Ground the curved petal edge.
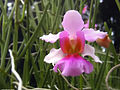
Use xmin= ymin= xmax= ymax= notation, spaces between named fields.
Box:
xmin=39 ymin=32 xmax=61 ymax=43
xmin=82 ymin=29 xmax=107 ymax=42
xmin=44 ymin=48 xmax=65 ymax=65
xmin=53 ymin=54 xmax=93 ymax=76
xmin=82 ymin=44 xmax=102 ymax=63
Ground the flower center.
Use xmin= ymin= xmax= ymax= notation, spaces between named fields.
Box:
xmin=60 ymin=36 xmax=83 ymax=54
xmin=59 ymin=31 xmax=85 ymax=54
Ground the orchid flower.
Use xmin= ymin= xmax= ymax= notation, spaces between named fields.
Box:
xmin=84 ymin=20 xmax=111 ymax=48
xmin=40 ymin=10 xmax=108 ymax=76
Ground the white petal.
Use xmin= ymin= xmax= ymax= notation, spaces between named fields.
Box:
xmin=82 ymin=44 xmax=102 ymax=63
xmin=82 ymin=28 xmax=107 ymax=42
xmin=39 ymin=32 xmax=61 ymax=43
xmin=44 ymin=48 xmax=65 ymax=65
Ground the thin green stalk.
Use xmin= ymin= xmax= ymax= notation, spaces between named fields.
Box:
xmin=17 ymin=2 xmax=50 ymax=60
xmin=19 ymin=0 xmax=27 ymax=23
xmin=41 ymin=64 xmax=51 ymax=87
xmin=4 ymin=0 xmax=8 ymax=10
xmin=69 ymin=0 xmax=74 ymax=9
xmin=52 ymin=0 xmax=63 ymax=33
xmin=104 ymin=22 xmax=110 ymax=33
xmin=58 ymin=69 xmax=79 ymax=90
xmin=38 ymin=41 xmax=44 ymax=70
xmin=0 ymin=0 xmax=7 ymax=19
xmin=23 ymin=0 xmax=30 ymax=86
xmin=0 ymin=0 xmax=8 ymax=69
xmin=1 ymin=22 xmax=12 ymax=69
xmin=95 ymin=48 xmax=110 ymax=90
xmin=30 ymin=54 xmax=41 ymax=87
xmin=17 ymin=39 xmax=25 ymax=55
xmin=65 ymin=0 xmax=70 ymax=11
xmin=37 ymin=41 xmax=45 ymax=87
xmin=89 ymin=0 xmax=94 ymax=28
xmin=50 ymin=73 xmax=56 ymax=89
xmin=0 ymin=14 xmax=2 ymax=27
xmin=17 ymin=10 xmax=35 ymax=56
xmin=13 ymin=0 xmax=19 ymax=53
xmin=115 ymin=0 xmax=120 ymax=11
xmin=71 ymin=77 xmax=75 ymax=89
xmin=1 ymin=16 xmax=6 ymax=56
xmin=8 ymin=3 xmax=15 ymax=20
xmin=110 ymin=43 xmax=118 ymax=65
xmin=34 ymin=2 xmax=41 ymax=21
xmin=92 ymin=0 xmax=97 ymax=28
xmin=80 ymin=75 xmax=83 ymax=90
xmin=80 ymin=0 xmax=83 ymax=14
xmin=0 ymin=34 xmax=4 ymax=45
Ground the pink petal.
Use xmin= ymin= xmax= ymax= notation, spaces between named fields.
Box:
xmin=82 ymin=5 xmax=88 ymax=14
xmin=62 ymin=10 xmax=84 ymax=36
xmin=44 ymin=48 xmax=65 ymax=65
xmin=84 ymin=22 xmax=89 ymax=28
xmin=76 ymin=30 xmax=85 ymax=53
xmin=59 ymin=31 xmax=85 ymax=54
xmin=82 ymin=29 xmax=107 ymax=42
xmin=82 ymin=44 xmax=102 ymax=63
xmin=59 ymin=31 xmax=71 ymax=54
xmin=39 ymin=32 xmax=61 ymax=43
xmin=53 ymin=54 xmax=93 ymax=76
xmin=95 ymin=24 xmax=97 ymax=28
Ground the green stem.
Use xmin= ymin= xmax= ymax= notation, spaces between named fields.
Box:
xmin=19 ymin=0 xmax=27 ymax=23
xmin=52 ymin=0 xmax=63 ymax=33
xmin=0 ymin=0 xmax=7 ymax=18
xmin=1 ymin=22 xmax=12 ymax=69
xmin=50 ymin=73 xmax=56 ymax=89
xmin=0 ymin=0 xmax=8 ymax=69
xmin=80 ymin=0 xmax=83 ymax=14
xmin=41 ymin=65 xmax=51 ymax=87
xmin=115 ymin=0 xmax=120 ymax=11
xmin=13 ymin=0 xmax=19 ymax=53
xmin=89 ymin=0 xmax=94 ymax=28
xmin=80 ymin=75 xmax=83 ymax=90
xmin=0 ymin=37 xmax=4 ymax=45
xmin=23 ymin=0 xmax=30 ymax=86
xmin=17 ymin=2 xmax=50 ymax=60
xmin=1 ymin=17 xmax=5 ymax=57
xmin=95 ymin=48 xmax=109 ymax=90
xmin=92 ymin=0 xmax=97 ymax=28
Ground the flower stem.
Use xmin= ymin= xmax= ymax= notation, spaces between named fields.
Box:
xmin=89 ymin=0 xmax=94 ymax=28
xmin=13 ymin=0 xmax=19 ymax=53
xmin=80 ymin=0 xmax=83 ymax=14
xmin=19 ymin=0 xmax=27 ymax=23
xmin=80 ymin=75 xmax=83 ymax=90
xmin=105 ymin=64 xmax=120 ymax=90
xmin=58 ymin=69 xmax=79 ymax=90
xmin=22 ymin=0 xmax=30 ymax=86
xmin=92 ymin=0 xmax=98 ymax=28
xmin=1 ymin=22 xmax=12 ymax=69
xmin=0 ymin=0 xmax=9 ymax=69
xmin=115 ymin=0 xmax=120 ymax=11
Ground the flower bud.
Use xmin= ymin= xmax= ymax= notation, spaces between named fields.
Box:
xmin=96 ymin=35 xmax=111 ymax=48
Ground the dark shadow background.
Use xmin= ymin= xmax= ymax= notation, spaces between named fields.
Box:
xmin=99 ymin=0 xmax=120 ymax=53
